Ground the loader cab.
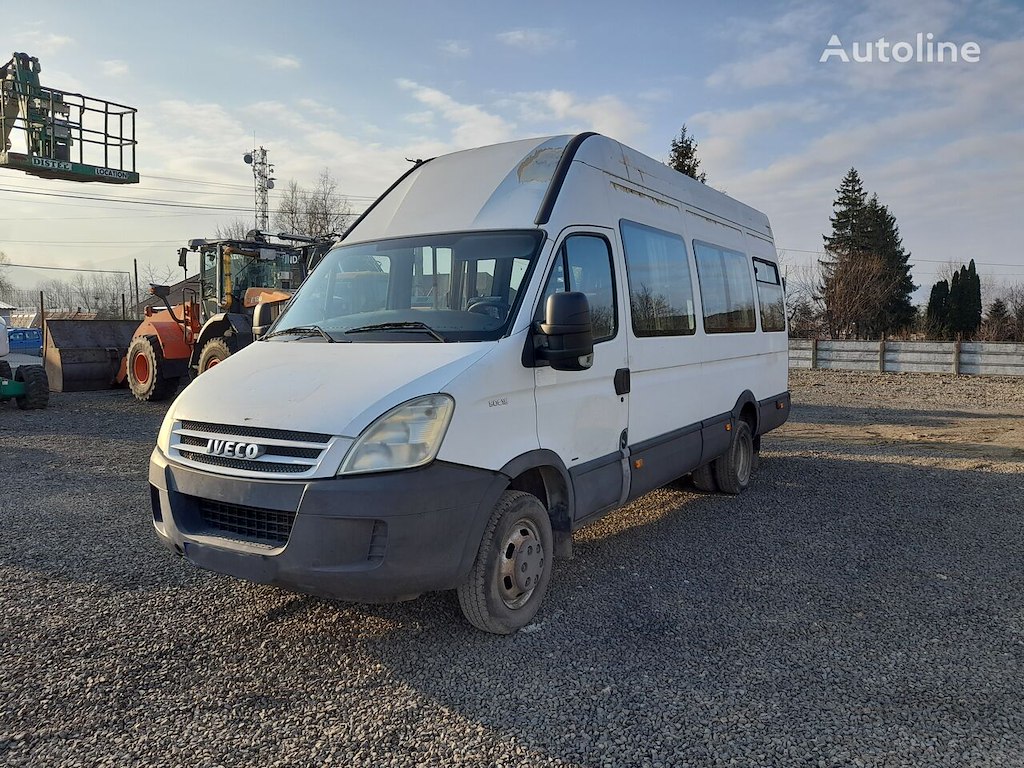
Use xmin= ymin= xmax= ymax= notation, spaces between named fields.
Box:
xmin=195 ymin=241 xmax=301 ymax=319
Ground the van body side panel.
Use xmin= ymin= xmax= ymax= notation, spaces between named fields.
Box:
xmin=627 ymin=423 xmax=703 ymax=499
xmin=568 ymin=452 xmax=626 ymax=519
xmin=436 ymin=332 xmax=541 ymax=471
xmin=757 ymin=391 xmax=792 ymax=435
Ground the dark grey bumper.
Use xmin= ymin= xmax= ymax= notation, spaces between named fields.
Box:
xmin=149 ymin=449 xmax=506 ymax=602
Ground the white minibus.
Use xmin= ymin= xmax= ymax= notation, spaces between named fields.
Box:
xmin=149 ymin=133 xmax=790 ymax=633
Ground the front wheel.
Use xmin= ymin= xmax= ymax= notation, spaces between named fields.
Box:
xmin=712 ymin=420 xmax=754 ymax=495
xmin=457 ymin=490 xmax=553 ymax=634
xmin=196 ymin=337 xmax=233 ymax=373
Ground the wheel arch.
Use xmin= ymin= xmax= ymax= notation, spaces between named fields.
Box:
xmin=189 ymin=313 xmax=253 ymax=369
xmin=732 ymin=389 xmax=760 ymax=434
xmin=499 ymin=449 xmax=574 ymax=532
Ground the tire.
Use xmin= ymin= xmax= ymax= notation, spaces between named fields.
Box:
xmin=0 ymin=360 xmax=11 ymax=380
xmin=712 ymin=420 xmax=754 ymax=495
xmin=691 ymin=462 xmax=718 ymax=493
xmin=457 ymin=490 xmax=554 ymax=634
xmin=196 ymin=337 xmax=233 ymax=374
xmin=127 ymin=335 xmax=179 ymax=402
xmin=14 ymin=365 xmax=49 ymax=410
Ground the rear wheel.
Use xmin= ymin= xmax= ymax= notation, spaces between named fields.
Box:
xmin=0 ymin=360 xmax=11 ymax=380
xmin=457 ymin=490 xmax=553 ymax=634
xmin=127 ymin=335 xmax=179 ymax=402
xmin=712 ymin=420 xmax=754 ymax=495
xmin=14 ymin=365 xmax=49 ymax=410
xmin=197 ymin=337 xmax=233 ymax=373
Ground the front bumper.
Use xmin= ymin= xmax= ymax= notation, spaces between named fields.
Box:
xmin=149 ymin=448 xmax=506 ymax=602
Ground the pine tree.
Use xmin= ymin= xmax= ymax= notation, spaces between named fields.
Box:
xmin=926 ymin=279 xmax=950 ymax=337
xmin=820 ymin=169 xmax=869 ymax=337
xmin=965 ymin=259 xmax=982 ymax=333
xmin=667 ymin=124 xmax=707 ymax=183
xmin=948 ymin=269 xmax=964 ymax=335
xmin=861 ymin=194 xmax=916 ymax=336
xmin=984 ymin=298 xmax=1011 ymax=341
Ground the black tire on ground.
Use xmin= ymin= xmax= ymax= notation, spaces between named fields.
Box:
xmin=457 ymin=490 xmax=554 ymax=635
xmin=0 ymin=360 xmax=11 ymax=380
xmin=127 ymin=335 xmax=179 ymax=402
xmin=14 ymin=365 xmax=49 ymax=410
xmin=712 ymin=420 xmax=755 ymax=495
xmin=691 ymin=462 xmax=718 ymax=493
xmin=197 ymin=337 xmax=233 ymax=374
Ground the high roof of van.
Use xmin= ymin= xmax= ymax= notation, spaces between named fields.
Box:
xmin=344 ymin=133 xmax=772 ymax=244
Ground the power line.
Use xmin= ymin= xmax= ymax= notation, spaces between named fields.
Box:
xmin=4 ymin=263 xmax=131 ymax=275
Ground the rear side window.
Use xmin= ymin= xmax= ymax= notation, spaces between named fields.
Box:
xmin=753 ymin=257 xmax=786 ymax=332
xmin=619 ymin=220 xmax=695 ymax=337
xmin=694 ymin=241 xmax=756 ymax=333
xmin=536 ymin=234 xmax=617 ymax=342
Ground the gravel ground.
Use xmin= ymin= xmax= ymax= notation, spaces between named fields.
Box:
xmin=1 ymin=369 xmax=1023 ymax=767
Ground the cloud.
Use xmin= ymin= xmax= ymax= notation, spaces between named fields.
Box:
xmin=706 ymin=43 xmax=809 ymax=89
xmin=439 ymin=40 xmax=470 ymax=58
xmin=396 ymin=79 xmax=516 ymax=148
xmin=267 ymin=54 xmax=301 ymax=70
xmin=101 ymin=60 xmax=128 ymax=77
xmin=507 ymin=90 xmax=646 ymax=144
xmin=495 ymin=28 xmax=570 ymax=53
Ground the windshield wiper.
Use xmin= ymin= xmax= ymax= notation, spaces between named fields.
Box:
xmin=262 ymin=324 xmax=340 ymax=342
xmin=344 ymin=321 xmax=447 ymax=342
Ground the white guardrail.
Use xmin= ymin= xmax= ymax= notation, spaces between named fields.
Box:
xmin=789 ymin=339 xmax=1024 ymax=376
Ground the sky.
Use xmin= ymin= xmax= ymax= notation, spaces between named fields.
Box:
xmin=2 ymin=0 xmax=1023 ymax=303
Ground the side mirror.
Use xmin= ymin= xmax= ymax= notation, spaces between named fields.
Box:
xmin=252 ymin=301 xmax=275 ymax=339
xmin=149 ymin=284 xmax=171 ymax=299
xmin=536 ymin=291 xmax=594 ymax=371
xmin=177 ymin=247 xmax=188 ymax=268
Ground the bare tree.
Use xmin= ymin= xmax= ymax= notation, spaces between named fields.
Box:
xmin=0 ymin=251 xmax=12 ymax=302
xmin=273 ymin=168 xmax=351 ymax=237
xmin=214 ymin=219 xmax=253 ymax=240
xmin=820 ymin=252 xmax=901 ymax=339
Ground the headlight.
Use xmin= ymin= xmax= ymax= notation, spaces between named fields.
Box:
xmin=339 ymin=394 xmax=454 ymax=475
xmin=157 ymin=410 xmax=176 ymax=454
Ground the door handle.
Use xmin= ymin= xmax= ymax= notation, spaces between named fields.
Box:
xmin=614 ymin=368 xmax=630 ymax=396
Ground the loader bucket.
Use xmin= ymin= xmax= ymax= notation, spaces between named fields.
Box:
xmin=43 ymin=319 xmax=138 ymax=392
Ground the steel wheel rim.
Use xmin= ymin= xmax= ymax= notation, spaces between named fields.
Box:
xmin=737 ymin=432 xmax=752 ymax=484
xmin=133 ymin=353 xmax=150 ymax=384
xmin=497 ymin=517 xmax=545 ymax=610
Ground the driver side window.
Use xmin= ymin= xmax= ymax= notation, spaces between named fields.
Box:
xmin=536 ymin=235 xmax=617 ymax=342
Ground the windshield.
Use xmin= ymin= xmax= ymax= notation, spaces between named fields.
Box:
xmin=269 ymin=230 xmax=544 ymax=342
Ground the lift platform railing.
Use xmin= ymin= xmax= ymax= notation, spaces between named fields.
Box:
xmin=1 ymin=52 xmax=139 ymax=184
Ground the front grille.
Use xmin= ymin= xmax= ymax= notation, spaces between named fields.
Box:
xmin=170 ymin=420 xmax=336 ymax=476
xmin=178 ymin=451 xmax=310 ymax=473
xmin=179 ymin=434 xmax=321 ymax=459
xmin=180 ymin=420 xmax=332 ymax=444
xmin=195 ymin=497 xmax=295 ymax=544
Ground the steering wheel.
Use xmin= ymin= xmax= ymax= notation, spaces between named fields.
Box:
xmin=467 ymin=297 xmax=510 ymax=321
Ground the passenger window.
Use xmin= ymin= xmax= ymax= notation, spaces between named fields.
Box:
xmin=536 ymin=235 xmax=617 ymax=342
xmin=693 ymin=241 xmax=756 ymax=333
xmin=619 ymin=220 xmax=695 ymax=337
xmin=753 ymin=258 xmax=786 ymax=332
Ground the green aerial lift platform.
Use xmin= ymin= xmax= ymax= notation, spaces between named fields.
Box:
xmin=1 ymin=52 xmax=138 ymax=184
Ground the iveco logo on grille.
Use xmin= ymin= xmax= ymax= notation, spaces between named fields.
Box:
xmin=205 ymin=439 xmax=266 ymax=460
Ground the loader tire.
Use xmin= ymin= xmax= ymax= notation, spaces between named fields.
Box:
xmin=197 ymin=337 xmax=233 ymax=373
xmin=128 ymin=335 xmax=179 ymax=402
xmin=15 ymin=365 xmax=49 ymax=410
